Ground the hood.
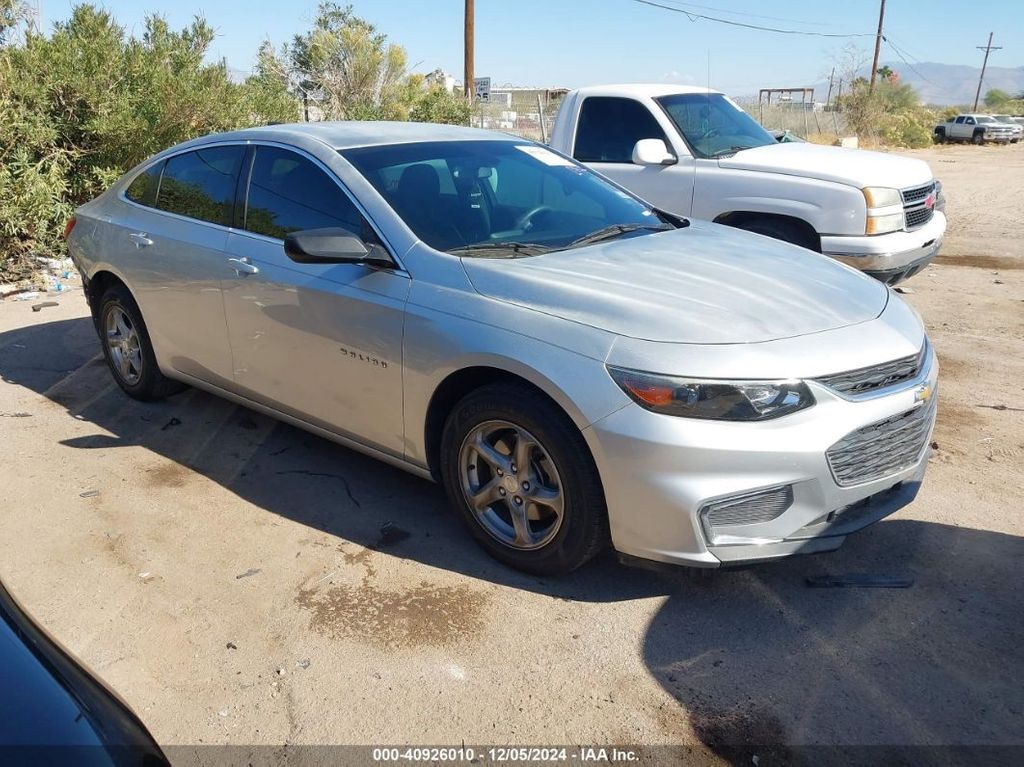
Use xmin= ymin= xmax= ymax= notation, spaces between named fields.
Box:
xmin=462 ymin=221 xmax=889 ymax=345
xmin=717 ymin=142 xmax=933 ymax=189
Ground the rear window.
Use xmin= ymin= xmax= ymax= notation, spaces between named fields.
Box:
xmin=156 ymin=146 xmax=245 ymax=226
xmin=125 ymin=163 xmax=163 ymax=207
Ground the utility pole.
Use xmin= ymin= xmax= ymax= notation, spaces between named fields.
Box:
xmin=826 ymin=67 xmax=835 ymax=108
xmin=972 ymin=32 xmax=1002 ymax=111
xmin=464 ymin=0 xmax=475 ymax=102
xmin=868 ymin=0 xmax=886 ymax=94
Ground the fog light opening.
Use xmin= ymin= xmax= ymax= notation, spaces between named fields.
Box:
xmin=700 ymin=485 xmax=795 ymax=546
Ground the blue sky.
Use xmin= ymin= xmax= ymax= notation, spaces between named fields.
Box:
xmin=34 ymin=0 xmax=1024 ymax=94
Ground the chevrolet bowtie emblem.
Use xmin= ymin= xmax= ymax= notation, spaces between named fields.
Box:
xmin=914 ymin=383 xmax=933 ymax=404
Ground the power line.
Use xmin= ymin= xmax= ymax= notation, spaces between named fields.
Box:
xmin=631 ymin=0 xmax=875 ymax=38
xmin=883 ymin=36 xmax=934 ymax=85
xmin=640 ymin=0 xmax=835 ymax=27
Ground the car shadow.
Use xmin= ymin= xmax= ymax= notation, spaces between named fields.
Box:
xmin=3 ymin=316 xmax=1022 ymax=757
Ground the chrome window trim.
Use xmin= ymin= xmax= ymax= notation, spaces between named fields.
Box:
xmin=116 ymin=139 xmax=407 ymax=273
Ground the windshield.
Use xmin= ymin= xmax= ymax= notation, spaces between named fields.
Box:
xmin=656 ymin=93 xmax=776 ymax=158
xmin=976 ymin=116 xmax=996 ymax=124
xmin=342 ymin=140 xmax=667 ymax=254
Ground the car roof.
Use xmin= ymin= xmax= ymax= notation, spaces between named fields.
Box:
xmin=176 ymin=121 xmax=518 ymax=152
xmin=570 ymin=83 xmax=717 ymax=99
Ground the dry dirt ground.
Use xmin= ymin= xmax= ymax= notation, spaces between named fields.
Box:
xmin=1 ymin=143 xmax=1021 ymax=764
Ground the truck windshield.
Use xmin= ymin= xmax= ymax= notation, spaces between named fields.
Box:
xmin=342 ymin=140 xmax=671 ymax=255
xmin=656 ymin=93 xmax=776 ymax=158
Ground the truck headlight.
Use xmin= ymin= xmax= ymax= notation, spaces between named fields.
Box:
xmin=862 ymin=186 xmax=905 ymax=235
xmin=607 ymin=367 xmax=814 ymax=421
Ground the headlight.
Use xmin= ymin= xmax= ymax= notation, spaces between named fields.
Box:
xmin=607 ymin=366 xmax=814 ymax=421
xmin=862 ymin=186 xmax=904 ymax=235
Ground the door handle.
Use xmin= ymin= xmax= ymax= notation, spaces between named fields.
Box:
xmin=128 ymin=232 xmax=153 ymax=248
xmin=227 ymin=257 xmax=259 ymax=276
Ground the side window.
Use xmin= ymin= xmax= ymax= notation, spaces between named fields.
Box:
xmin=125 ymin=162 xmax=163 ymax=207
xmin=573 ymin=97 xmax=668 ymax=164
xmin=156 ymin=146 xmax=244 ymax=226
xmin=966 ymin=117 xmax=976 ymax=125
xmin=244 ymin=146 xmax=367 ymax=240
xmin=954 ymin=116 xmax=965 ymax=124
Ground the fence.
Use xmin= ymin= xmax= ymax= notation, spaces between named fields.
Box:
xmin=735 ymin=101 xmax=850 ymax=143
xmin=470 ymin=90 xmax=564 ymax=143
xmin=471 ymin=93 xmax=852 ymax=146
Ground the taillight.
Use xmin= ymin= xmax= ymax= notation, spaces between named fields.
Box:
xmin=63 ymin=216 xmax=77 ymax=240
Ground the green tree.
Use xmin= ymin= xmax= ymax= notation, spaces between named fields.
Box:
xmin=288 ymin=2 xmax=414 ymax=120
xmin=0 ymin=4 xmax=298 ymax=279
xmin=984 ymin=88 xmax=1010 ymax=108
xmin=410 ymin=84 xmax=471 ymax=126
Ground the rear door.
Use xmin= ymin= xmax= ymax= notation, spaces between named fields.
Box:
xmin=114 ymin=145 xmax=244 ymax=386
xmin=571 ymin=96 xmax=696 ymax=216
xmin=221 ymin=144 xmax=410 ymax=456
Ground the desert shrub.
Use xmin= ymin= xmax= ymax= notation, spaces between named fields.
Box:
xmin=0 ymin=5 xmax=296 ymax=280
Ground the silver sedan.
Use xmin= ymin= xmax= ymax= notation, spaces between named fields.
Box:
xmin=67 ymin=122 xmax=938 ymax=574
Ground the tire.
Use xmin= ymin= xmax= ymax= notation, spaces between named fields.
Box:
xmin=732 ymin=218 xmax=817 ymax=251
xmin=972 ymin=131 xmax=985 ymax=145
xmin=98 ymin=283 xmax=184 ymax=401
xmin=933 ymin=130 xmax=945 ymax=144
xmin=439 ymin=382 xmax=609 ymax=575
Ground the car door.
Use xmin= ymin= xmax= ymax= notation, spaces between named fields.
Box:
xmin=571 ymin=96 xmax=696 ymax=217
xmin=114 ymin=145 xmax=245 ymax=386
xmin=222 ymin=144 xmax=410 ymax=456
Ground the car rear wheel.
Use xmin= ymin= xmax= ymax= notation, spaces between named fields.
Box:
xmin=440 ymin=383 xmax=609 ymax=575
xmin=99 ymin=284 xmax=184 ymax=401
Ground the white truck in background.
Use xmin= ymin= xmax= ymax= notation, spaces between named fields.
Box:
xmin=549 ymin=84 xmax=946 ymax=284
xmin=934 ymin=114 xmax=1017 ymax=144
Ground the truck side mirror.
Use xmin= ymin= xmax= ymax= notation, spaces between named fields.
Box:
xmin=632 ymin=139 xmax=677 ymax=166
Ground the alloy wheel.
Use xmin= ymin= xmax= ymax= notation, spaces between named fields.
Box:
xmin=458 ymin=419 xmax=565 ymax=550
xmin=105 ymin=306 xmax=143 ymax=385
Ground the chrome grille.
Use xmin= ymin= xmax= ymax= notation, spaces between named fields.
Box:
xmin=704 ymin=485 xmax=793 ymax=528
xmin=905 ymin=207 xmax=933 ymax=228
xmin=826 ymin=398 xmax=936 ymax=487
xmin=816 ymin=343 xmax=927 ymax=397
xmin=901 ymin=182 xmax=936 ymax=231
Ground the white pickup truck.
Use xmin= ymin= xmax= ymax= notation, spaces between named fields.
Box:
xmin=934 ymin=114 xmax=1017 ymax=144
xmin=549 ymin=84 xmax=946 ymax=284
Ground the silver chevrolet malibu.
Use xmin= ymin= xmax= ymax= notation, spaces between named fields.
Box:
xmin=67 ymin=122 xmax=938 ymax=575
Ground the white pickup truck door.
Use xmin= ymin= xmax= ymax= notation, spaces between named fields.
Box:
xmin=569 ymin=96 xmax=696 ymax=217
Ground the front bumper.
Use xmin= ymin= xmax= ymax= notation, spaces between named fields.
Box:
xmin=821 ymin=211 xmax=946 ymax=285
xmin=586 ymin=349 xmax=938 ymax=569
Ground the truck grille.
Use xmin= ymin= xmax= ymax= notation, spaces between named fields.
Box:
xmin=826 ymin=398 xmax=936 ymax=487
xmin=901 ymin=182 xmax=936 ymax=231
xmin=815 ymin=343 xmax=927 ymax=397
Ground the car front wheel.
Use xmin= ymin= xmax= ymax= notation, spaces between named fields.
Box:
xmin=440 ymin=383 xmax=609 ymax=575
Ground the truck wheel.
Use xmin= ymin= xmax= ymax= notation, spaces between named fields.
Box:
xmin=934 ymin=129 xmax=945 ymax=144
xmin=439 ymin=382 xmax=609 ymax=575
xmin=732 ymin=218 xmax=817 ymax=252
xmin=972 ymin=131 xmax=985 ymax=145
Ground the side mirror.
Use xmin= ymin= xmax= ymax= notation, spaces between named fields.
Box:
xmin=632 ymin=138 xmax=677 ymax=166
xmin=283 ymin=227 xmax=393 ymax=268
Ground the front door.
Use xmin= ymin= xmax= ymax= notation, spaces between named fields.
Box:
xmin=221 ymin=145 xmax=410 ymax=456
xmin=571 ymin=95 xmax=696 ymax=217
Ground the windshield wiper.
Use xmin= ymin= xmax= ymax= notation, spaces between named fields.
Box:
xmin=709 ymin=145 xmax=753 ymax=158
xmin=568 ymin=223 xmax=673 ymax=249
xmin=448 ymin=242 xmax=551 ymax=258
